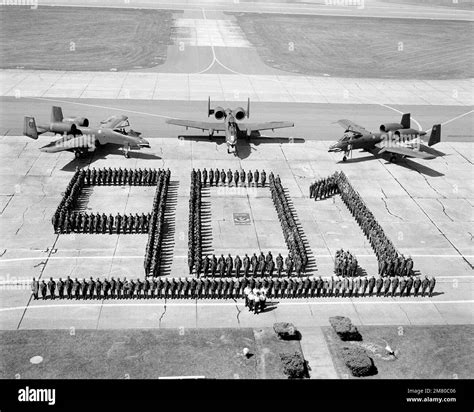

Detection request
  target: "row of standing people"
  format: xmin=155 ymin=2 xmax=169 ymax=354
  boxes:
xmin=196 ymin=252 xmax=304 ymax=278
xmin=188 ymin=169 xmax=202 ymax=274
xmin=309 ymin=174 xmax=339 ymax=200
xmin=198 ymin=168 xmax=267 ymax=187
xmin=82 ymin=167 xmax=162 ymax=187
xmin=334 ymin=172 xmax=414 ymax=277
xmin=334 ymin=249 xmax=358 ymax=277
xmin=144 ymin=169 xmax=171 ymax=276
xmin=269 ymin=172 xmax=308 ymax=272
xmin=31 ymin=274 xmax=436 ymax=300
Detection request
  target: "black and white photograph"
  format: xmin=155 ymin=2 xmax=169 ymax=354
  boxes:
xmin=0 ymin=0 xmax=472 ymax=409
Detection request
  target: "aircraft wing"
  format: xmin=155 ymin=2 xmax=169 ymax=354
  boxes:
xmin=100 ymin=115 xmax=128 ymax=129
xmin=336 ymin=119 xmax=371 ymax=135
xmin=166 ymin=119 xmax=226 ymax=132
xmin=376 ymin=144 xmax=436 ymax=159
xmin=238 ymin=121 xmax=294 ymax=132
xmin=39 ymin=134 xmax=96 ymax=153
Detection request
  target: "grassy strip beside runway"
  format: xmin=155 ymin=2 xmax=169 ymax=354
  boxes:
xmin=323 ymin=324 xmax=474 ymax=379
xmin=0 ymin=6 xmax=176 ymax=71
xmin=0 ymin=327 xmax=304 ymax=379
xmin=231 ymin=13 xmax=474 ymax=79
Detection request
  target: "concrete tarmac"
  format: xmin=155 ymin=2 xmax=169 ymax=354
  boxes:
xmin=0 ymin=134 xmax=472 ymax=331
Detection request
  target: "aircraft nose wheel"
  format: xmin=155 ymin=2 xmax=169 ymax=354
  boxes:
xmin=343 ymin=156 xmax=347 ymax=162
xmin=389 ymin=155 xmax=397 ymax=163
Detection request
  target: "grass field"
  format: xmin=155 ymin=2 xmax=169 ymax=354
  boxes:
xmin=0 ymin=6 xmax=175 ymax=71
xmin=323 ymin=324 xmax=474 ymax=379
xmin=231 ymin=13 xmax=474 ymax=79
xmin=380 ymin=0 xmax=473 ymax=9
xmin=0 ymin=327 xmax=304 ymax=379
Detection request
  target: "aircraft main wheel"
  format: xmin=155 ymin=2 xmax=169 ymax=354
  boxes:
xmin=343 ymin=156 xmax=347 ymax=162
xmin=389 ymin=155 xmax=397 ymax=163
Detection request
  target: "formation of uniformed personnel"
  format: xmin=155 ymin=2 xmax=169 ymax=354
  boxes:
xmin=309 ymin=174 xmax=339 ymax=200
xmin=53 ymin=167 xmax=163 ymax=234
xmin=31 ymin=273 xmax=436 ymax=300
xmin=334 ymin=249 xmax=358 ymax=277
xmin=269 ymin=172 xmax=308 ymax=274
xmin=144 ymin=169 xmax=171 ymax=277
xmin=188 ymin=169 xmax=202 ymax=275
xmin=198 ymin=168 xmax=268 ymax=187
xmin=333 ymin=171 xmax=415 ymax=278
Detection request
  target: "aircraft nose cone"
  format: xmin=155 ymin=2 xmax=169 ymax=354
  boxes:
xmin=139 ymin=138 xmax=150 ymax=147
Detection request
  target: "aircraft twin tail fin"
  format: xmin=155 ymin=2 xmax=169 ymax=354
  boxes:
xmin=401 ymin=113 xmax=411 ymax=129
xmin=428 ymin=124 xmax=441 ymax=147
xmin=23 ymin=116 xmax=38 ymax=140
xmin=51 ymin=106 xmax=63 ymax=123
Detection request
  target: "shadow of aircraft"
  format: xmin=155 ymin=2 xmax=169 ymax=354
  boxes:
xmin=337 ymin=150 xmax=445 ymax=177
xmin=178 ymin=133 xmax=305 ymax=160
xmin=60 ymin=146 xmax=161 ymax=172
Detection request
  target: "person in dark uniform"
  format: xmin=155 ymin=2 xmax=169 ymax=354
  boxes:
xmin=65 ymin=276 xmax=73 ymax=299
xmin=227 ymin=169 xmax=233 ymax=186
xmin=103 ymin=278 xmax=111 ymax=299
xmin=220 ymin=169 xmax=226 ymax=185
xmin=368 ymin=276 xmax=376 ymax=296
xmin=235 ymin=255 xmax=242 ymax=277
xmin=267 ymin=259 xmax=275 ymax=277
xmin=390 ymin=276 xmax=400 ymax=297
xmin=253 ymin=170 xmax=259 ymax=187
xmin=303 ymin=277 xmax=310 ymax=298
xmin=375 ymin=276 xmax=383 ymax=297
xmin=96 ymin=278 xmax=102 ymax=299
xmin=202 ymin=168 xmax=208 ymax=186
xmin=247 ymin=170 xmax=253 ymax=187
xmin=286 ymin=256 xmax=293 ymax=277
xmin=399 ymin=276 xmax=407 ymax=297
xmin=57 ymin=278 xmax=64 ymax=299
xmin=40 ymin=280 xmax=47 ymax=299
xmin=217 ymin=258 xmax=225 ymax=278
xmin=428 ymin=276 xmax=436 ymax=297
xmin=421 ymin=276 xmax=430 ymax=297
xmin=276 ymin=253 xmax=284 ymax=277
xmin=360 ymin=276 xmax=368 ymax=297
xmin=48 ymin=277 xmax=56 ymax=300
xmin=203 ymin=255 xmax=210 ymax=277
xmin=243 ymin=254 xmax=250 ymax=277
xmin=203 ymin=277 xmax=210 ymax=299
xmin=225 ymin=254 xmax=233 ymax=277
xmin=209 ymin=168 xmax=214 ymax=186
xmin=240 ymin=169 xmax=246 ymax=186
xmin=261 ymin=170 xmax=266 ymax=187
xmin=234 ymin=170 xmax=239 ymax=187
xmin=413 ymin=276 xmax=422 ymax=297
xmin=89 ymin=277 xmax=96 ymax=299
xmin=82 ymin=278 xmax=89 ymax=300
xmin=405 ymin=276 xmax=414 ymax=296
xmin=117 ymin=277 xmax=123 ymax=299
xmin=73 ymin=278 xmax=80 ymax=300
xmin=383 ymin=277 xmax=391 ymax=297
xmin=251 ymin=253 xmax=258 ymax=276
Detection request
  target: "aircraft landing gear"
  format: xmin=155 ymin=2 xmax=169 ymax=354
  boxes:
xmin=343 ymin=155 xmax=347 ymax=162
xmin=123 ymin=144 xmax=130 ymax=158
xmin=389 ymin=154 xmax=397 ymax=163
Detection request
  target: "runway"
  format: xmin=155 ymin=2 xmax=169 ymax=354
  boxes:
xmin=38 ymin=0 xmax=474 ymax=21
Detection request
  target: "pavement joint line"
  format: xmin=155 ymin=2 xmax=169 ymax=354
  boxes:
xmin=15 ymin=234 xmax=61 ymax=330
xmin=379 ymin=162 xmax=474 ymax=271
xmin=2 ymin=299 xmax=473 ymax=313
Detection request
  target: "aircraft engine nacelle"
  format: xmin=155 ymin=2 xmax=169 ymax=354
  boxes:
xmin=49 ymin=121 xmax=76 ymax=134
xmin=394 ymin=128 xmax=420 ymax=138
xmin=380 ymin=123 xmax=403 ymax=132
xmin=233 ymin=107 xmax=246 ymax=121
xmin=213 ymin=107 xmax=225 ymax=120
xmin=63 ymin=116 xmax=89 ymax=127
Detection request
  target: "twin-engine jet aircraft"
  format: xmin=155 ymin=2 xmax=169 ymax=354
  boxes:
xmin=23 ymin=106 xmax=150 ymax=158
xmin=329 ymin=113 xmax=441 ymax=162
xmin=166 ymin=97 xmax=294 ymax=155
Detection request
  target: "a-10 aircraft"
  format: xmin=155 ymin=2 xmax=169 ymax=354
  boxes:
xmin=166 ymin=97 xmax=294 ymax=155
xmin=23 ymin=106 xmax=150 ymax=158
xmin=329 ymin=113 xmax=441 ymax=162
